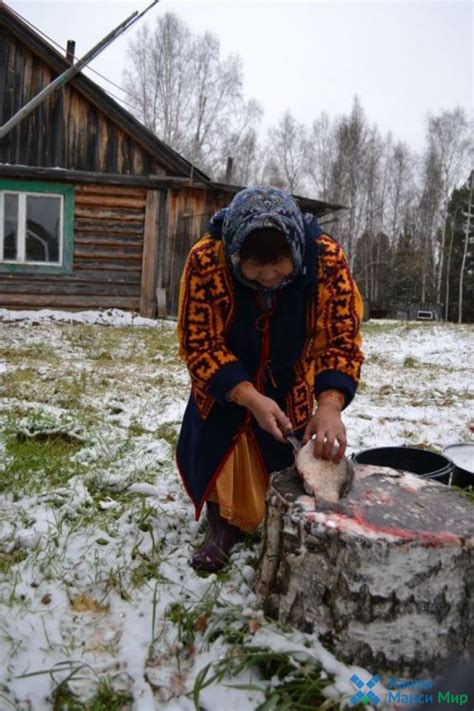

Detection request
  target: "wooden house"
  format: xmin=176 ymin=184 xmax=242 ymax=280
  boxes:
xmin=0 ymin=2 xmax=342 ymax=318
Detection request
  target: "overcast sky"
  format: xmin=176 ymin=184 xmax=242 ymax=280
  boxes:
xmin=5 ymin=0 xmax=473 ymax=152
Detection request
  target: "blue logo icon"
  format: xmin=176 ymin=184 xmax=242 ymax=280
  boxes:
xmin=350 ymin=674 xmax=381 ymax=705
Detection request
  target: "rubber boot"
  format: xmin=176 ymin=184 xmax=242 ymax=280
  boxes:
xmin=191 ymin=501 xmax=243 ymax=573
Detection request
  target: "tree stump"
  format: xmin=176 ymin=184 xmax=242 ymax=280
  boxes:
xmin=256 ymin=465 xmax=474 ymax=676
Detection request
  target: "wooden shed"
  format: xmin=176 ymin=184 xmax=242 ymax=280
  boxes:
xmin=0 ymin=2 xmax=342 ymax=318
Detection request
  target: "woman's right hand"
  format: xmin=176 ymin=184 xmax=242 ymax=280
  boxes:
xmin=229 ymin=382 xmax=292 ymax=442
xmin=246 ymin=392 xmax=293 ymax=442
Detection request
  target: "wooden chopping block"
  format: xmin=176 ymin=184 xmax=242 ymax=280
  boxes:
xmin=255 ymin=464 xmax=474 ymax=677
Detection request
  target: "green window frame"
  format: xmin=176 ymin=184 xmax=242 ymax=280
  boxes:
xmin=0 ymin=179 xmax=74 ymax=274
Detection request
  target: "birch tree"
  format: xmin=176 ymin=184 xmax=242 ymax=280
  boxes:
xmin=123 ymin=12 xmax=257 ymax=176
xmin=329 ymin=97 xmax=368 ymax=264
xmin=305 ymin=112 xmax=336 ymax=201
xmin=386 ymin=141 xmax=415 ymax=245
xmin=458 ymin=171 xmax=474 ymax=323
xmin=416 ymin=142 xmax=444 ymax=302
xmin=267 ymin=112 xmax=307 ymax=193
xmin=427 ymin=108 xmax=473 ymax=303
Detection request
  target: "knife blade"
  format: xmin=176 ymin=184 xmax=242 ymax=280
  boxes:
xmin=284 ymin=429 xmax=302 ymax=454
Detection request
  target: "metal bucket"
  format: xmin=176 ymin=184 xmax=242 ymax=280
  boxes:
xmin=352 ymin=446 xmax=454 ymax=484
xmin=442 ymin=444 xmax=474 ymax=489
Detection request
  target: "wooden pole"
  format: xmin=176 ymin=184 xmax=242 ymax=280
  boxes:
xmin=140 ymin=190 xmax=160 ymax=318
xmin=0 ymin=1 xmax=159 ymax=140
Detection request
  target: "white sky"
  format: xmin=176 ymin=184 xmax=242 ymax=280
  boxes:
xmin=5 ymin=0 xmax=473 ymax=152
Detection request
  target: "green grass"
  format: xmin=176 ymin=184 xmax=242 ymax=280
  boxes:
xmin=1 ymin=429 xmax=87 ymax=496
xmin=0 ymin=549 xmax=28 ymax=574
xmin=191 ymin=644 xmax=336 ymax=710
xmin=51 ymin=677 xmax=132 ymax=710
xmin=155 ymin=422 xmax=180 ymax=449
xmin=0 ymin=342 xmax=60 ymax=364
xmin=63 ymin=324 xmax=180 ymax=366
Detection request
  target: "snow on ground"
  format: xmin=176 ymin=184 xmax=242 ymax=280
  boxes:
xmin=0 ymin=310 xmax=472 ymax=710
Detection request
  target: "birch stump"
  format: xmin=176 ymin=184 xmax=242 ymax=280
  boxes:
xmin=256 ymin=465 xmax=474 ymax=676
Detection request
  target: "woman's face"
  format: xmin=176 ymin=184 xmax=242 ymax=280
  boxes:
xmin=240 ymin=256 xmax=294 ymax=288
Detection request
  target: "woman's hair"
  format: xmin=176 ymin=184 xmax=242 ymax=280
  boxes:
xmin=239 ymin=228 xmax=292 ymax=265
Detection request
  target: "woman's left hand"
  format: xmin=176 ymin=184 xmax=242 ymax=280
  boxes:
xmin=302 ymin=403 xmax=347 ymax=462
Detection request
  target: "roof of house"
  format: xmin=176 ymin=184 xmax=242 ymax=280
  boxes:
xmin=0 ymin=1 xmax=210 ymax=182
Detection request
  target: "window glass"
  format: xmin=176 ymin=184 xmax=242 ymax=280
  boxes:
xmin=25 ymin=195 xmax=61 ymax=262
xmin=4 ymin=193 xmax=18 ymax=260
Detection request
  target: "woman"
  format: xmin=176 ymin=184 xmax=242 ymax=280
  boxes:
xmin=176 ymin=186 xmax=364 ymax=572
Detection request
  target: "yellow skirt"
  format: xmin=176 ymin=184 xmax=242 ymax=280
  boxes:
xmin=207 ymin=429 xmax=268 ymax=532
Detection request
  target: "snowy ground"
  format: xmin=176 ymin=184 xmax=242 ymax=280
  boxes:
xmin=0 ymin=309 xmax=472 ymax=710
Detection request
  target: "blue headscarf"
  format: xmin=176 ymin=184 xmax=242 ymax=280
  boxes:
xmin=210 ymin=186 xmax=308 ymax=292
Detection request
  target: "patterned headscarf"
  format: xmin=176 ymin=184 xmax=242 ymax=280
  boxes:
xmin=210 ymin=186 xmax=306 ymax=292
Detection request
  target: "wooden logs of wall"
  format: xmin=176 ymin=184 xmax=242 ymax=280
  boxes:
xmin=0 ymin=183 xmax=148 ymax=312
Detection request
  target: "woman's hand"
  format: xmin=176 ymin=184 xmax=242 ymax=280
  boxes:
xmin=247 ymin=392 xmax=293 ymax=442
xmin=232 ymin=386 xmax=291 ymax=442
xmin=248 ymin=393 xmax=293 ymax=442
xmin=229 ymin=382 xmax=292 ymax=442
xmin=302 ymin=402 xmax=347 ymax=462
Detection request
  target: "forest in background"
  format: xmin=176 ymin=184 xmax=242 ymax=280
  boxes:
xmin=122 ymin=13 xmax=474 ymax=322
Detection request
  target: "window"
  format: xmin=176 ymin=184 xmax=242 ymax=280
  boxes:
xmin=0 ymin=180 xmax=74 ymax=274
xmin=417 ymin=310 xmax=434 ymax=320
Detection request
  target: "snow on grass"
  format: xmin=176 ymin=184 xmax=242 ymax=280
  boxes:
xmin=0 ymin=310 xmax=473 ymax=710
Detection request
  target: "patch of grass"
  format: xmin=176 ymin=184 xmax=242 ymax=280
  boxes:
xmin=130 ymin=560 xmax=164 ymax=588
xmin=156 ymin=422 xmax=179 ymax=449
xmin=0 ymin=549 xmax=28 ymax=574
xmin=1 ymin=429 xmax=87 ymax=496
xmin=63 ymin=324 xmax=179 ymax=367
xmin=0 ymin=342 xmax=59 ymax=365
xmin=403 ymin=356 xmax=418 ymax=368
xmin=365 ymin=354 xmax=391 ymax=367
xmin=0 ymin=366 xmax=49 ymax=401
xmin=128 ymin=421 xmax=149 ymax=438
xmin=191 ymin=644 xmax=335 ymax=710
xmin=50 ymin=371 xmax=108 ymax=410
xmin=51 ymin=677 xmax=132 ymax=710
xmin=89 ymin=678 xmax=133 ymax=710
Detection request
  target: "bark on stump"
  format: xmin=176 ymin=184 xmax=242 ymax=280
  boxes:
xmin=256 ymin=465 xmax=474 ymax=676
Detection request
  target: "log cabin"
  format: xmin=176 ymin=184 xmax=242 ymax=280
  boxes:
xmin=0 ymin=2 xmax=342 ymax=317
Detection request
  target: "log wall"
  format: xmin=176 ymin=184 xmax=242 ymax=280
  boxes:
xmin=0 ymin=183 xmax=151 ymax=312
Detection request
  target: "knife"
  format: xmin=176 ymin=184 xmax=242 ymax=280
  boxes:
xmin=284 ymin=429 xmax=302 ymax=454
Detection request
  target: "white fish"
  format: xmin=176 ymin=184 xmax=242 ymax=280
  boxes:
xmin=295 ymin=440 xmax=354 ymax=503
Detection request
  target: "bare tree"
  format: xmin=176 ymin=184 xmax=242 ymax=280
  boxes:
xmin=212 ymin=99 xmax=263 ymax=185
xmin=427 ymin=108 xmax=473 ymax=303
xmin=123 ymin=15 xmax=194 ymax=150
xmin=416 ymin=142 xmax=444 ymax=302
xmin=123 ymin=12 xmax=257 ymax=177
xmin=268 ymin=112 xmax=307 ymax=193
xmin=458 ymin=171 xmax=474 ymax=323
xmin=386 ymin=140 xmax=415 ymax=244
xmin=330 ymin=96 xmax=368 ymax=264
xmin=305 ymin=112 xmax=336 ymax=201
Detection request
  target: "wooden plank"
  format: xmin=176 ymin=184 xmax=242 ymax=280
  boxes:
xmin=76 ymin=184 xmax=146 ymax=199
xmin=74 ymin=219 xmax=144 ymax=235
xmin=0 ymin=281 xmax=140 ymax=296
xmin=75 ymin=207 xmax=145 ymax=221
xmin=140 ymin=189 xmax=160 ymax=318
xmin=0 ymin=270 xmax=141 ymax=284
xmin=74 ymin=195 xmax=146 ymax=209
xmin=74 ymin=260 xmax=141 ymax=272
xmin=0 ymin=293 xmax=139 ymax=309
xmin=74 ymin=236 xmax=144 ymax=249
xmin=73 ymin=249 xmax=142 ymax=261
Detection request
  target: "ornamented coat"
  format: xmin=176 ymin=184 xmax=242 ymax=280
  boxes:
xmin=176 ymin=221 xmax=364 ymax=518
